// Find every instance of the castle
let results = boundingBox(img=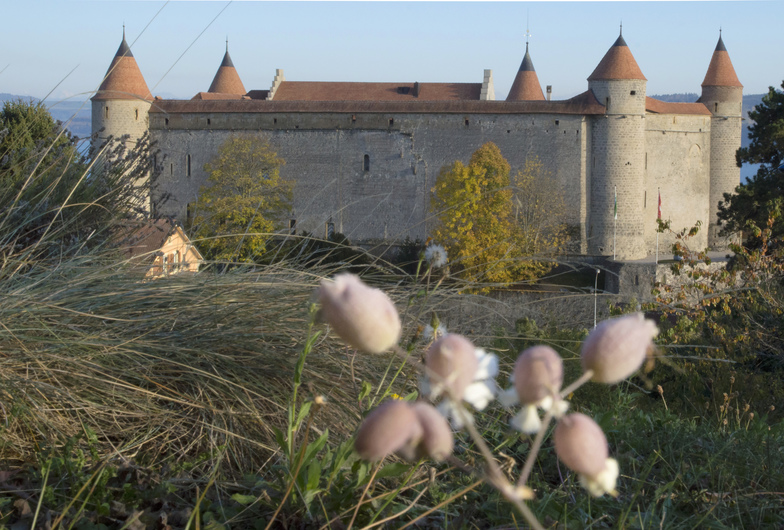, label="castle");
[91,29,743,260]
